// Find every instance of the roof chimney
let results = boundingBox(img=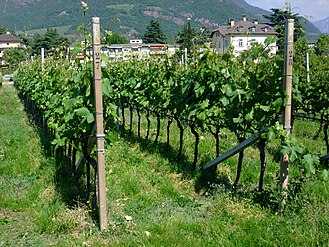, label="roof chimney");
[228,19,235,27]
[253,19,258,25]
[242,15,247,22]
